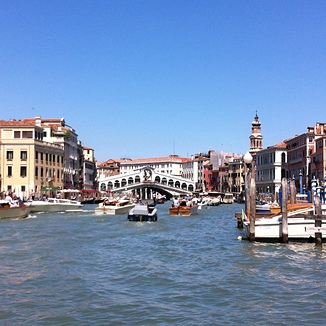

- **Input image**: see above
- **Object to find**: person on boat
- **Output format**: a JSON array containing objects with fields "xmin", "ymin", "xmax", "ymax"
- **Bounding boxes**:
[
  {"xmin": 172, "ymin": 197, "xmax": 179, "ymax": 207},
  {"xmin": 5, "ymin": 192, "xmax": 13, "ymax": 203}
]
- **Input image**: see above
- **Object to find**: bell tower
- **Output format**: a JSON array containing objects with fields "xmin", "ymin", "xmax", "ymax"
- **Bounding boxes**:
[{"xmin": 249, "ymin": 111, "xmax": 263, "ymax": 156}]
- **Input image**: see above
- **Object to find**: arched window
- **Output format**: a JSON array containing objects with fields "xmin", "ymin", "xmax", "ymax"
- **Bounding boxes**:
[{"xmin": 281, "ymin": 152, "xmax": 286, "ymax": 163}]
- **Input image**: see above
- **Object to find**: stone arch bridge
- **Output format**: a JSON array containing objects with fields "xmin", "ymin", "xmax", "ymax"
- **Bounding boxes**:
[{"xmin": 98, "ymin": 167, "xmax": 195, "ymax": 199}]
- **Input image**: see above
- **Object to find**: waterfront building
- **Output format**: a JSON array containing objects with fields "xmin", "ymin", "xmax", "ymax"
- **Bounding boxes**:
[
  {"xmin": 227, "ymin": 156, "xmax": 243, "ymax": 195},
  {"xmin": 119, "ymin": 155, "xmax": 189, "ymax": 177},
  {"xmin": 255, "ymin": 142, "xmax": 287, "ymax": 195},
  {"xmin": 97, "ymin": 159, "xmax": 124, "ymax": 179},
  {"xmin": 40, "ymin": 117, "xmax": 81, "ymax": 189},
  {"xmin": 81, "ymin": 146, "xmax": 97, "ymax": 190},
  {"xmin": 0, "ymin": 118, "xmax": 64, "ymax": 198},
  {"xmin": 310, "ymin": 135, "xmax": 326, "ymax": 186}
]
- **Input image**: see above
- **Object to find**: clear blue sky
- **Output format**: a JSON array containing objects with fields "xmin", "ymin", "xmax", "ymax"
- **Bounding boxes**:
[{"xmin": 1, "ymin": 0, "xmax": 325, "ymax": 162}]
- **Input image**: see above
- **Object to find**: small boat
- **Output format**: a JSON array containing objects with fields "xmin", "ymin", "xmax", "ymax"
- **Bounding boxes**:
[
  {"xmin": 270, "ymin": 203, "xmax": 313, "ymax": 214},
  {"xmin": 80, "ymin": 197, "xmax": 95, "ymax": 204},
  {"xmin": 127, "ymin": 204, "xmax": 158, "ymax": 222},
  {"xmin": 198, "ymin": 197, "xmax": 210, "ymax": 210},
  {"xmin": 222, "ymin": 193, "xmax": 234, "ymax": 204},
  {"xmin": 0, "ymin": 200, "xmax": 32, "ymax": 219},
  {"xmin": 256, "ymin": 200, "xmax": 271, "ymax": 213},
  {"xmin": 169, "ymin": 201, "xmax": 198, "ymax": 216},
  {"xmin": 208, "ymin": 196, "xmax": 221, "ymax": 206},
  {"xmin": 155, "ymin": 195, "xmax": 167, "ymax": 204},
  {"xmin": 29, "ymin": 198, "xmax": 84, "ymax": 213},
  {"xmin": 95, "ymin": 198, "xmax": 135, "ymax": 215}
]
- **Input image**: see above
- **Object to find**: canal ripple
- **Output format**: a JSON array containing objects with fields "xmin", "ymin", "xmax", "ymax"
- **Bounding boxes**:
[{"xmin": 0, "ymin": 203, "xmax": 325, "ymax": 325}]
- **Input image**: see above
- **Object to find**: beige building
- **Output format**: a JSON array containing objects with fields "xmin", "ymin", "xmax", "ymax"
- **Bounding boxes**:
[
  {"xmin": 0, "ymin": 118, "xmax": 64, "ymax": 199},
  {"xmin": 82, "ymin": 146, "xmax": 97, "ymax": 190}
]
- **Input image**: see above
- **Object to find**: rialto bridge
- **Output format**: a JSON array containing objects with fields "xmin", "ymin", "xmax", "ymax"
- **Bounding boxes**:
[{"xmin": 98, "ymin": 166, "xmax": 195, "ymax": 200}]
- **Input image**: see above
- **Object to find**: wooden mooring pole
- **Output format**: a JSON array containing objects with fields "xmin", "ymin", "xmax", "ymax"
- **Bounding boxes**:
[
  {"xmin": 281, "ymin": 178, "xmax": 288, "ymax": 243},
  {"xmin": 314, "ymin": 196, "xmax": 322, "ymax": 245}
]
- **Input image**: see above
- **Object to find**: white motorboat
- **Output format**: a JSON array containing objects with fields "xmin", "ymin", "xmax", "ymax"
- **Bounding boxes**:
[
  {"xmin": 0, "ymin": 200, "xmax": 32, "ymax": 219},
  {"xmin": 198, "ymin": 197, "xmax": 210, "ymax": 209},
  {"xmin": 208, "ymin": 196, "xmax": 221, "ymax": 206},
  {"xmin": 128, "ymin": 204, "xmax": 158, "ymax": 222},
  {"xmin": 222, "ymin": 193, "xmax": 234, "ymax": 204},
  {"xmin": 255, "ymin": 200, "xmax": 271, "ymax": 213},
  {"xmin": 242, "ymin": 207, "xmax": 323, "ymax": 242},
  {"xmin": 94, "ymin": 198, "xmax": 135, "ymax": 215},
  {"xmin": 29, "ymin": 198, "xmax": 84, "ymax": 213}
]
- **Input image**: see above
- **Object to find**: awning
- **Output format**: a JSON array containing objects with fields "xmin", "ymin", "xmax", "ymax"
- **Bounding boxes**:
[{"xmin": 41, "ymin": 186, "xmax": 60, "ymax": 191}]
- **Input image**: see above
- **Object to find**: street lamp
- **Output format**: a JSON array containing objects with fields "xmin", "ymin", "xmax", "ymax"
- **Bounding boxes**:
[
  {"xmin": 243, "ymin": 151, "xmax": 253, "ymax": 218},
  {"xmin": 243, "ymin": 151, "xmax": 253, "ymax": 167}
]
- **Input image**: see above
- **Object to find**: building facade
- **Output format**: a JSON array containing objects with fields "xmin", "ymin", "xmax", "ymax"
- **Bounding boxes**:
[
  {"xmin": 0, "ymin": 118, "xmax": 64, "ymax": 198},
  {"xmin": 255, "ymin": 142, "xmax": 287, "ymax": 195}
]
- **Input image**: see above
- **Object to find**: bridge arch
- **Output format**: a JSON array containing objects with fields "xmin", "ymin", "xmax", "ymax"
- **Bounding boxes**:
[{"xmin": 98, "ymin": 166, "xmax": 195, "ymax": 199}]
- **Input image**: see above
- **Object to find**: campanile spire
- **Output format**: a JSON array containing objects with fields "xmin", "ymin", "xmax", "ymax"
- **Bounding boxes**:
[{"xmin": 249, "ymin": 111, "xmax": 263, "ymax": 156}]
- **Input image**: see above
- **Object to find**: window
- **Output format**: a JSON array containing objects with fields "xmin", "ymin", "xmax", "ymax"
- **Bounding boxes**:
[
  {"xmin": 35, "ymin": 167, "xmax": 38, "ymax": 177},
  {"xmin": 21, "ymin": 150, "xmax": 27, "ymax": 160},
  {"xmin": 21, "ymin": 185, "xmax": 26, "ymax": 192},
  {"xmin": 40, "ymin": 167, "xmax": 44, "ymax": 177},
  {"xmin": 6, "ymin": 151, "xmax": 13, "ymax": 160},
  {"xmin": 14, "ymin": 131, "xmax": 20, "ymax": 138},
  {"xmin": 7, "ymin": 166, "xmax": 12, "ymax": 177},
  {"xmin": 20, "ymin": 166, "xmax": 27, "ymax": 177},
  {"xmin": 22, "ymin": 131, "xmax": 33, "ymax": 138}
]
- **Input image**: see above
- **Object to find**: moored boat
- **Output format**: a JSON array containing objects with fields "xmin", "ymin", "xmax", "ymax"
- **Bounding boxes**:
[
  {"xmin": 270, "ymin": 202, "xmax": 313, "ymax": 214},
  {"xmin": 0, "ymin": 200, "xmax": 32, "ymax": 219},
  {"xmin": 256, "ymin": 200, "xmax": 271, "ymax": 213},
  {"xmin": 243, "ymin": 206, "xmax": 322, "ymax": 242},
  {"xmin": 128, "ymin": 204, "xmax": 158, "ymax": 222},
  {"xmin": 222, "ymin": 193, "xmax": 234, "ymax": 204},
  {"xmin": 80, "ymin": 197, "xmax": 95, "ymax": 204}
]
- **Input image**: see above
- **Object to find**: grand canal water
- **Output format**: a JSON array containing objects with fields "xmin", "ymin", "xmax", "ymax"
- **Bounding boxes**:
[{"xmin": 0, "ymin": 202, "xmax": 325, "ymax": 325}]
